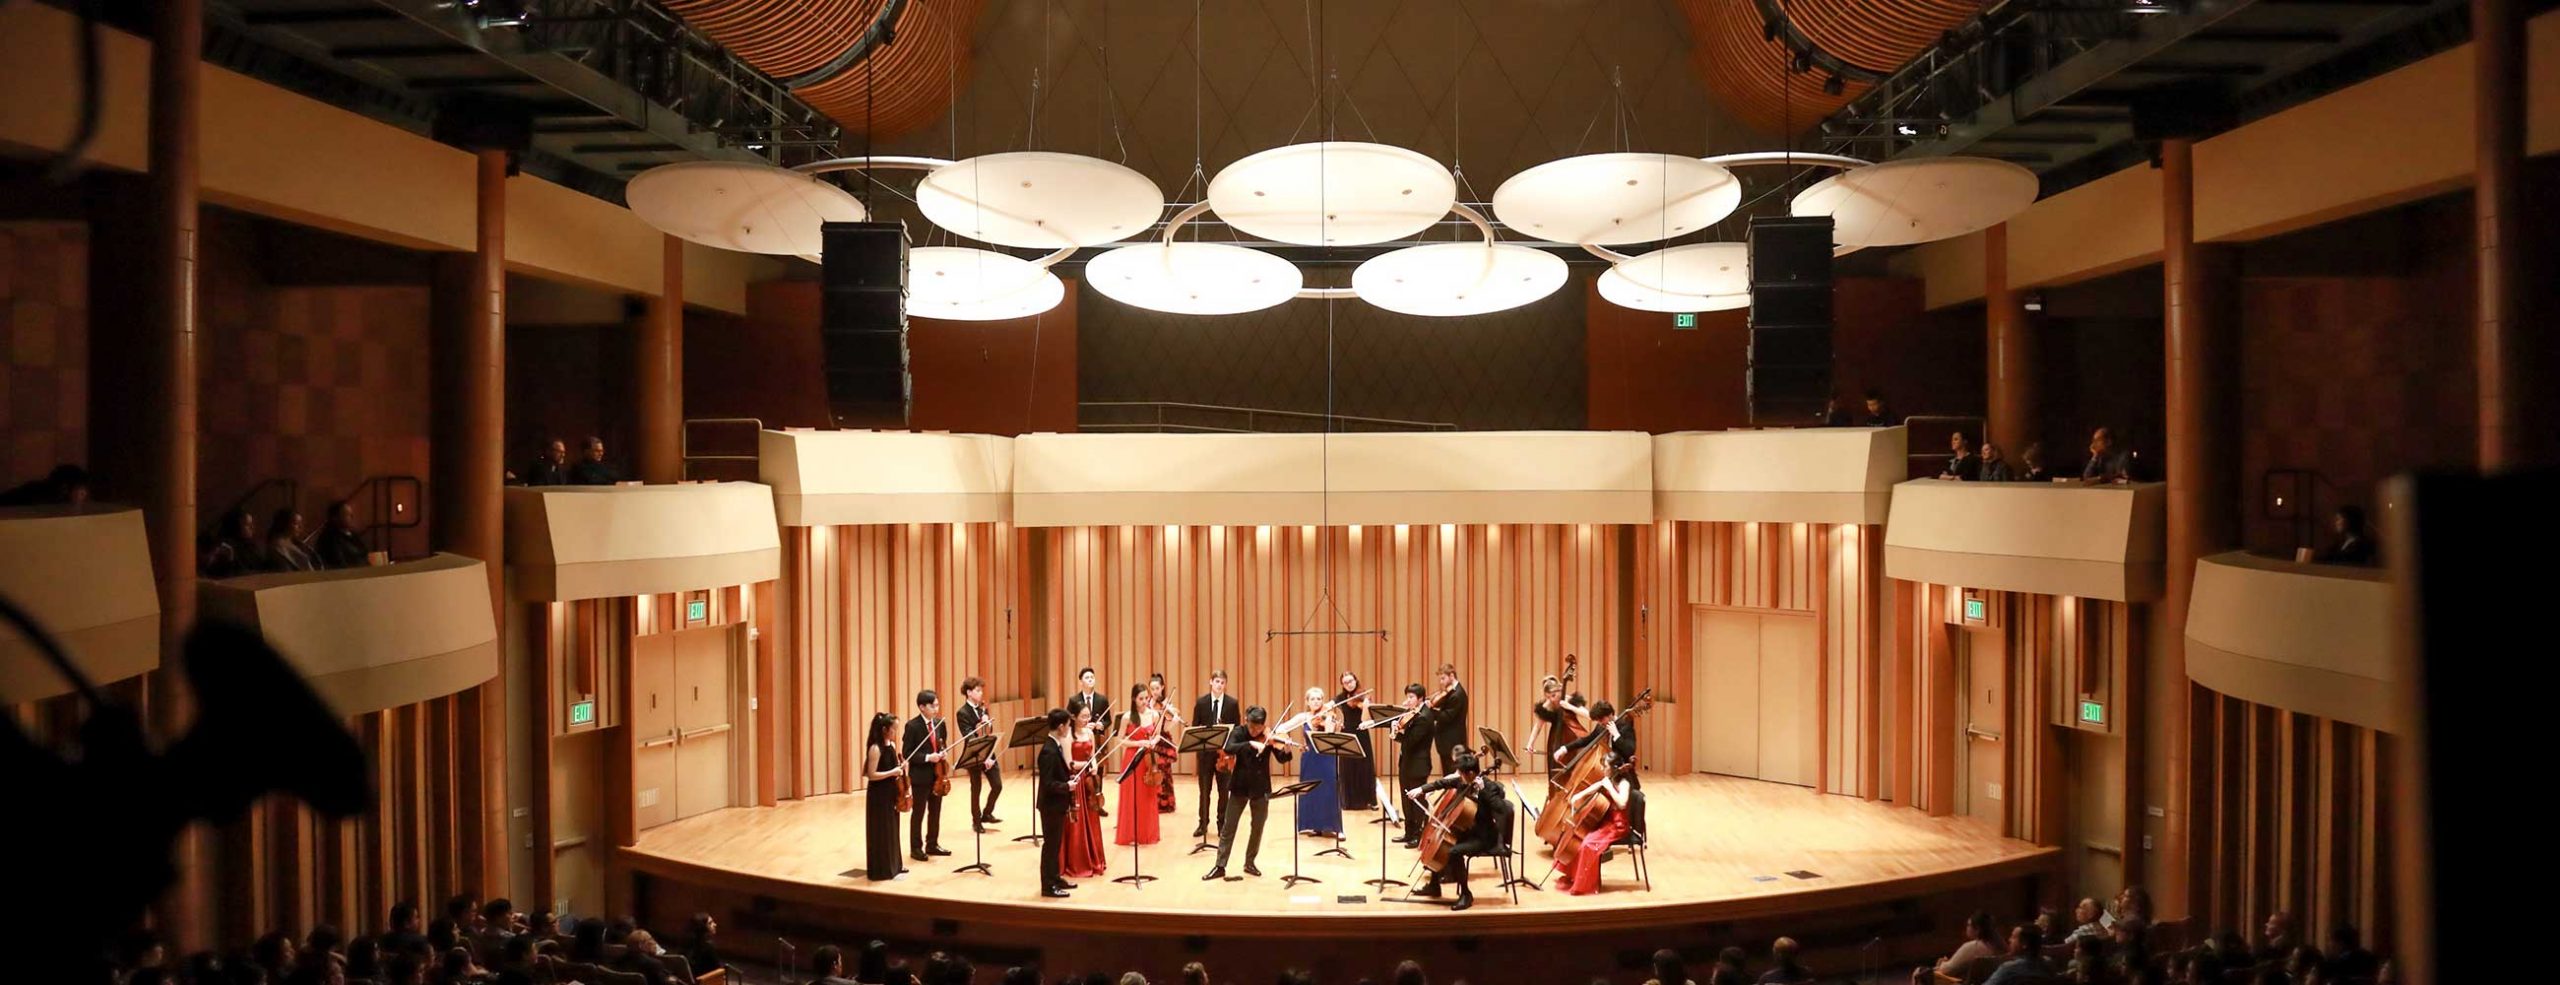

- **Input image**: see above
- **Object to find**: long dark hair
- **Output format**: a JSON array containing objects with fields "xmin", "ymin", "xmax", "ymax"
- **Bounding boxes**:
[{"xmin": 866, "ymin": 712, "xmax": 897, "ymax": 748}]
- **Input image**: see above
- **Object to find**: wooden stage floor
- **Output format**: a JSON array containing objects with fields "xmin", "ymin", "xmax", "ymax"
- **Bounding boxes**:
[{"xmin": 624, "ymin": 774, "xmax": 2057, "ymax": 937}]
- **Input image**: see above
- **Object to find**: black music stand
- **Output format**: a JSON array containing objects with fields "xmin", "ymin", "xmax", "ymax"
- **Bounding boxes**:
[
  {"xmin": 1363, "ymin": 716, "xmax": 1407, "ymax": 827},
  {"xmin": 1364, "ymin": 776, "xmax": 1407, "ymax": 891},
  {"xmin": 1501, "ymin": 779, "xmax": 1540, "ymax": 894},
  {"xmin": 1004, "ymin": 716, "xmax": 1052, "ymax": 846},
  {"xmin": 951, "ymin": 732, "xmax": 1000, "ymax": 876},
  {"xmin": 1476, "ymin": 726, "xmax": 1521, "ymax": 774},
  {"xmin": 1177, "ymin": 725, "xmax": 1230, "ymax": 855},
  {"xmin": 1309, "ymin": 731, "xmax": 1362, "ymax": 861},
  {"xmin": 1112, "ymin": 734, "xmax": 1172, "ymax": 888},
  {"xmin": 1267, "ymin": 779, "xmax": 1324, "ymax": 888}
]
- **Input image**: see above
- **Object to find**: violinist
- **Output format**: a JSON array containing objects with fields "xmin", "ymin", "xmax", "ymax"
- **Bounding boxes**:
[
  {"xmin": 1558, "ymin": 700, "xmax": 1645, "ymax": 839},
  {"xmin": 1335, "ymin": 671, "xmax": 1379, "ymax": 810},
  {"xmin": 1430, "ymin": 664, "xmax": 1471, "ymax": 775},
  {"xmin": 1552, "ymin": 753, "xmax": 1635, "ymax": 896},
  {"xmin": 861, "ymin": 712, "xmax": 907, "ymax": 881},
  {"xmin": 1390, "ymin": 684, "xmax": 1441, "ymax": 848},
  {"xmin": 955, "ymin": 677, "xmax": 1002, "ymax": 833},
  {"xmin": 1067, "ymin": 668, "xmax": 1112, "ymax": 818},
  {"xmin": 1530, "ymin": 676, "xmax": 1591, "ymax": 786},
  {"xmin": 1115, "ymin": 684, "xmax": 1170, "ymax": 846},
  {"xmin": 1202, "ymin": 706, "xmax": 1293, "ymax": 881},
  {"xmin": 902, "ymin": 690, "xmax": 953, "ymax": 862},
  {"xmin": 1034, "ymin": 709, "xmax": 1079, "ymax": 898},
  {"xmin": 1190, "ymin": 669, "xmax": 1240, "ymax": 839},
  {"xmin": 1406, "ymin": 752, "xmax": 1511, "ymax": 912}
]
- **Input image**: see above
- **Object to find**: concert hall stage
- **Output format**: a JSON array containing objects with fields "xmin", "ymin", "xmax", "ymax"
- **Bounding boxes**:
[{"xmin": 620, "ymin": 774, "xmax": 2058, "ymax": 978}]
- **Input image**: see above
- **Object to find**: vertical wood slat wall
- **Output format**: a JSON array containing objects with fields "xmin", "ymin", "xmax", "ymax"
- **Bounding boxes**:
[{"xmin": 2193, "ymin": 691, "xmax": 2398, "ymax": 953}]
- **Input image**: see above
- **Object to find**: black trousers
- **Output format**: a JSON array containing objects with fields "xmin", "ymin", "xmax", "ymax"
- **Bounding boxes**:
[
  {"xmin": 1398, "ymin": 761, "xmax": 1430, "ymax": 843},
  {"xmin": 1437, "ymin": 732, "xmax": 1466, "ymax": 775},
  {"xmin": 1213, "ymin": 793, "xmax": 1269, "ymax": 869},
  {"xmin": 908, "ymin": 790, "xmax": 944, "ymax": 854},
  {"xmin": 968, "ymin": 765, "xmax": 1002, "ymax": 822},
  {"xmin": 1038, "ymin": 800, "xmax": 1069, "ymax": 889},
  {"xmin": 1194, "ymin": 754, "xmax": 1229, "ymax": 832},
  {"xmin": 1430, "ymin": 836, "xmax": 1502, "ymax": 892}
]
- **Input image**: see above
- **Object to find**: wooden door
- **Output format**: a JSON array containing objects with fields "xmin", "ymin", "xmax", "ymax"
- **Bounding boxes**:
[
  {"xmin": 1756, "ymin": 615, "xmax": 1819, "ymax": 787},
  {"xmin": 1695, "ymin": 610, "xmax": 1761, "ymax": 778},
  {"xmin": 673, "ymin": 625, "xmax": 736, "ymax": 820},
  {"xmin": 631, "ymin": 634, "xmax": 678, "ymax": 831},
  {"xmin": 1962, "ymin": 627, "xmax": 2008, "ymax": 824}
]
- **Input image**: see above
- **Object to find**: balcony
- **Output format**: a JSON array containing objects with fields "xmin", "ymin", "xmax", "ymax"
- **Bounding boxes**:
[
  {"xmin": 1883, "ymin": 479, "xmax": 2167, "ymax": 602},
  {"xmin": 1653, "ymin": 427, "xmax": 1907, "ymax": 526},
  {"xmin": 759, "ymin": 429, "xmax": 1012, "ymax": 527},
  {"xmin": 504, "ymin": 482, "xmax": 781, "ymax": 600},
  {"xmin": 0, "ymin": 506, "xmax": 159, "ymax": 702},
  {"xmin": 198, "ymin": 553, "xmax": 498, "ymax": 715},
  {"xmin": 2185, "ymin": 552, "xmax": 2398, "ymax": 732}
]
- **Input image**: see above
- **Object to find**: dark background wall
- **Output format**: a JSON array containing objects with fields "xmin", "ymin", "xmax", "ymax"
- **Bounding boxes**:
[{"xmin": 0, "ymin": 220, "xmax": 87, "ymax": 486}]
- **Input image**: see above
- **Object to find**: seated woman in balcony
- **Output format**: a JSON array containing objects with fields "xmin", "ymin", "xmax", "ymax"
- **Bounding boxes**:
[
  {"xmin": 2017, "ymin": 443, "xmax": 2053, "ymax": 483},
  {"xmin": 202, "ymin": 507, "xmax": 267, "ymax": 578},
  {"xmin": 1937, "ymin": 432, "xmax": 1982, "ymax": 481},
  {"xmin": 267, "ymin": 507, "xmax": 319, "ymax": 573},
  {"xmin": 1978, "ymin": 442, "xmax": 2016, "ymax": 482},
  {"xmin": 2317, "ymin": 506, "xmax": 2377, "ymax": 566}
]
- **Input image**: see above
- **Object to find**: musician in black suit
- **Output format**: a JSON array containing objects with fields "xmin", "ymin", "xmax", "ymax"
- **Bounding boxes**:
[
  {"xmin": 954, "ymin": 677, "xmax": 1003, "ymax": 832},
  {"xmin": 1190, "ymin": 669, "xmax": 1241, "ymax": 839},
  {"xmin": 1407, "ymin": 752, "xmax": 1512, "ymax": 912},
  {"xmin": 1202, "ymin": 706, "xmax": 1292, "ymax": 880},
  {"xmin": 1430, "ymin": 663, "xmax": 1470, "ymax": 775},
  {"xmin": 902, "ymin": 690, "xmax": 953, "ymax": 861},
  {"xmin": 1559, "ymin": 699, "xmax": 1645, "ymax": 839},
  {"xmin": 1390, "ymin": 684, "xmax": 1441, "ymax": 848},
  {"xmin": 1034, "ymin": 708, "xmax": 1077, "ymax": 897}
]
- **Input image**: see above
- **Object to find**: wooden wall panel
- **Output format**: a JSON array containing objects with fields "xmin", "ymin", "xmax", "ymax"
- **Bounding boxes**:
[{"xmin": 2188, "ymin": 691, "xmax": 2399, "ymax": 952}]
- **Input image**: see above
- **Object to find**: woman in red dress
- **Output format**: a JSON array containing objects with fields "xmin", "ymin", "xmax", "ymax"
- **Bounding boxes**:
[
  {"xmin": 1116, "ymin": 684, "xmax": 1168, "ymax": 846},
  {"xmin": 1061, "ymin": 706, "xmax": 1110, "ymax": 879},
  {"xmin": 1553, "ymin": 757, "xmax": 1634, "ymax": 896}
]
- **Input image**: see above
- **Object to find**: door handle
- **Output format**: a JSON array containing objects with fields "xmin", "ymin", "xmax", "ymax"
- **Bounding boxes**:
[
  {"xmin": 1965, "ymin": 726, "xmax": 2004, "ymax": 742},
  {"xmin": 681, "ymin": 723, "xmax": 733, "ymax": 741},
  {"xmin": 640, "ymin": 730, "xmax": 678, "ymax": 749}
]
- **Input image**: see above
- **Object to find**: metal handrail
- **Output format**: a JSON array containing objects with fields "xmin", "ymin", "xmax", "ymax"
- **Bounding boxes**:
[
  {"xmin": 681, "ymin": 417, "xmax": 765, "ymax": 481},
  {"xmin": 209, "ymin": 477, "xmax": 300, "ymax": 536},
  {"xmin": 1078, "ymin": 401, "xmax": 1458, "ymax": 433}
]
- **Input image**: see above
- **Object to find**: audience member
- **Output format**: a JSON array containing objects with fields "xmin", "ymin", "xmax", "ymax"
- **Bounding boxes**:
[
  {"xmin": 571, "ymin": 436, "xmax": 623, "ymax": 485},
  {"xmin": 2318, "ymin": 506, "xmax": 2376, "ymax": 566},
  {"xmin": 2322, "ymin": 924, "xmax": 2377, "ymax": 983},
  {"xmin": 1982, "ymin": 925, "xmax": 2054, "ymax": 985},
  {"xmin": 2255, "ymin": 912, "xmax": 2298, "ymax": 965},
  {"xmin": 1922, "ymin": 911, "xmax": 2003, "ymax": 983},
  {"xmin": 1118, "ymin": 974, "xmax": 1149, "ymax": 985},
  {"xmin": 1861, "ymin": 389, "xmax": 1895, "ymax": 427},
  {"xmin": 384, "ymin": 902, "xmax": 428, "ymax": 956},
  {"xmin": 1757, "ymin": 938, "xmax": 1810, "ymax": 984},
  {"xmin": 1646, "ymin": 948, "xmax": 1696, "ymax": 985},
  {"xmin": 859, "ymin": 939, "xmax": 892, "ymax": 984},
  {"xmin": 267, "ymin": 507, "xmax": 318, "ymax": 572},
  {"xmin": 0, "ymin": 462, "xmax": 93, "ymax": 506},
  {"xmin": 2066, "ymin": 898, "xmax": 2107, "ymax": 945},
  {"xmin": 1939, "ymin": 432, "xmax": 1983, "ymax": 481},
  {"xmin": 205, "ymin": 507, "xmax": 267, "ymax": 577},
  {"xmin": 1393, "ymin": 959, "xmax": 1427, "ymax": 985},
  {"xmin": 680, "ymin": 912, "xmax": 722, "ymax": 979},
  {"xmin": 1979, "ymin": 441, "xmax": 2016, "ymax": 482},
  {"xmin": 811, "ymin": 943, "xmax": 857, "ymax": 985},
  {"xmin": 526, "ymin": 439, "xmax": 573, "ymax": 487},
  {"xmin": 1710, "ymin": 947, "xmax": 1751, "ymax": 985},
  {"xmin": 473, "ymin": 899, "xmax": 518, "ymax": 959},
  {"xmin": 615, "ymin": 930, "xmax": 682, "ymax": 985},
  {"xmin": 1181, "ymin": 963, "xmax": 1210, "ymax": 985},
  {"xmin": 2080, "ymin": 428, "xmax": 2133, "ymax": 483},
  {"xmin": 252, "ymin": 931, "xmax": 298, "ymax": 982},
  {"xmin": 2019, "ymin": 443, "xmax": 2053, "ymax": 482},
  {"xmin": 313, "ymin": 500, "xmax": 370, "ymax": 568}
]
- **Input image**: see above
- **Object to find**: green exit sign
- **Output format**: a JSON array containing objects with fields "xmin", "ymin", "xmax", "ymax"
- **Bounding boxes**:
[
  {"xmin": 569, "ymin": 699, "xmax": 597, "ymax": 727},
  {"xmin": 1963, "ymin": 597, "xmax": 1987, "ymax": 621},
  {"xmin": 1672, "ymin": 312, "xmax": 1699, "ymax": 329},
  {"xmin": 2079, "ymin": 700, "xmax": 2106, "ymax": 726},
  {"xmin": 687, "ymin": 598, "xmax": 708, "ymax": 623}
]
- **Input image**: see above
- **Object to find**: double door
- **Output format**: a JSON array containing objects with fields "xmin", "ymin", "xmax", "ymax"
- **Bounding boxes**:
[
  {"xmin": 1692, "ymin": 609, "xmax": 1818, "ymax": 786},
  {"xmin": 632, "ymin": 624, "xmax": 738, "ymax": 829}
]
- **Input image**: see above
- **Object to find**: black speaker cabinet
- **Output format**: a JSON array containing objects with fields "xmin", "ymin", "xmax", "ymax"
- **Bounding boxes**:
[
  {"xmin": 820, "ymin": 221, "xmax": 911, "ymax": 422},
  {"xmin": 1748, "ymin": 215, "xmax": 1835, "ymax": 425}
]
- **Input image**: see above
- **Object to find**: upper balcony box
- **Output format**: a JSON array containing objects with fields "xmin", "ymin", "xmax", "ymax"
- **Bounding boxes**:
[
  {"xmin": 1884, "ymin": 480, "xmax": 2167, "ymax": 602},
  {"xmin": 1653, "ymin": 427, "xmax": 1907, "ymax": 526},
  {"xmin": 760, "ymin": 430, "xmax": 1012, "ymax": 527},
  {"xmin": 2185, "ymin": 552, "xmax": 2398, "ymax": 732},
  {"xmin": 198, "ymin": 553, "xmax": 498, "ymax": 716},
  {"xmin": 504, "ymin": 482, "xmax": 781, "ymax": 601},
  {"xmin": 1012, "ymin": 431, "xmax": 1654, "ymax": 528},
  {"xmin": 0, "ymin": 506, "xmax": 159, "ymax": 703}
]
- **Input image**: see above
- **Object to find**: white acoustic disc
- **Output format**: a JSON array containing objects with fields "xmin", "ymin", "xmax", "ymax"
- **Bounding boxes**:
[
  {"xmin": 908, "ymin": 247, "xmax": 1066, "ymax": 321},
  {"xmin": 1790, "ymin": 157, "xmax": 2039, "ymax": 248},
  {"xmin": 1598, "ymin": 242, "xmax": 1753, "ymax": 313},
  {"xmin": 1206, "ymin": 142, "xmax": 1457, "ymax": 246},
  {"xmin": 917, "ymin": 151, "xmax": 1166, "ymax": 249},
  {"xmin": 1490, "ymin": 153, "xmax": 1742, "ymax": 246},
  {"xmin": 1351, "ymin": 242, "xmax": 1568, "ymax": 317},
  {"xmin": 625, "ymin": 161, "xmax": 867, "ymax": 256},
  {"xmin": 1084, "ymin": 242, "xmax": 1303, "ymax": 315}
]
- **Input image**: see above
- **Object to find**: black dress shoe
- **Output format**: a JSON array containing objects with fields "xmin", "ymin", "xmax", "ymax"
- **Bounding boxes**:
[
  {"xmin": 1201, "ymin": 866, "xmax": 1226, "ymax": 881},
  {"xmin": 1412, "ymin": 881, "xmax": 1442, "ymax": 898},
  {"xmin": 1042, "ymin": 888, "xmax": 1071, "ymax": 898},
  {"xmin": 1192, "ymin": 824, "xmax": 1208, "ymax": 838},
  {"xmin": 983, "ymin": 815, "xmax": 1004, "ymax": 825},
  {"xmin": 910, "ymin": 851, "xmax": 928, "ymax": 862},
  {"xmin": 1396, "ymin": 839, "xmax": 1420, "ymax": 849},
  {"xmin": 973, "ymin": 824, "xmax": 987, "ymax": 834},
  {"xmin": 929, "ymin": 846, "xmax": 954, "ymax": 857},
  {"xmin": 1243, "ymin": 863, "xmax": 1262, "ymax": 877},
  {"xmin": 1450, "ymin": 891, "xmax": 1474, "ymax": 912}
]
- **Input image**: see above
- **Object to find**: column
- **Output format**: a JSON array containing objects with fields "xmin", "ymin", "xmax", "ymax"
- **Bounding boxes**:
[
  {"xmin": 1984, "ymin": 222, "xmax": 2040, "ymax": 454},
  {"xmin": 636, "ymin": 234, "xmax": 685, "ymax": 483},
  {"xmin": 2161, "ymin": 135, "xmax": 2240, "ymax": 921},
  {"xmin": 2474, "ymin": 0, "xmax": 2530, "ymax": 471},
  {"xmin": 429, "ymin": 148, "xmax": 511, "ymax": 897}
]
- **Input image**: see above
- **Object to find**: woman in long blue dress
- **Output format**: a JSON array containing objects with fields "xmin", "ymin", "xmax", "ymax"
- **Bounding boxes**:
[{"xmin": 1293, "ymin": 687, "xmax": 1344, "ymax": 838}]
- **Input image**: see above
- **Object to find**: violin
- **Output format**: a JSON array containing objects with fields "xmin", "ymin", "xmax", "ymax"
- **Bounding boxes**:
[
  {"xmin": 927, "ymin": 718, "xmax": 955, "ymax": 798},
  {"xmin": 892, "ymin": 739, "xmax": 914, "ymax": 814}
]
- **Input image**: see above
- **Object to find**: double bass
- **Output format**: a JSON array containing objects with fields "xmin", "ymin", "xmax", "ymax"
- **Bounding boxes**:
[
  {"xmin": 1535, "ymin": 688, "xmax": 1657, "ymax": 846},
  {"xmin": 1524, "ymin": 654, "xmax": 1588, "ymax": 764}
]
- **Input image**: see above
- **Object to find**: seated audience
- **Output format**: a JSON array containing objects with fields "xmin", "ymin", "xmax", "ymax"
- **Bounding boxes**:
[
  {"xmin": 384, "ymin": 901, "xmax": 429, "ymax": 956},
  {"xmin": 614, "ymin": 930, "xmax": 683, "ymax": 985},
  {"xmin": 475, "ymin": 899, "xmax": 520, "ymax": 959},
  {"xmin": 267, "ymin": 507, "xmax": 318, "ymax": 572},
  {"xmin": 2080, "ymin": 428, "xmax": 2133, "ymax": 484},
  {"xmin": 1921, "ymin": 911, "xmax": 2004, "ymax": 983},
  {"xmin": 0, "ymin": 463, "xmax": 93, "ymax": 506},
  {"xmin": 204, "ymin": 507, "xmax": 267, "ymax": 577},
  {"xmin": 1647, "ymin": 949, "xmax": 1696, "ymax": 985},
  {"xmin": 252, "ymin": 930, "xmax": 298, "ymax": 982},
  {"xmin": 680, "ymin": 912, "xmax": 723, "ymax": 980},
  {"xmin": 571, "ymin": 436, "xmax": 623, "ymax": 485},
  {"xmin": 1181, "ymin": 963, "xmax": 1210, "ymax": 985},
  {"xmin": 2256, "ymin": 912, "xmax": 2299, "ymax": 966},
  {"xmin": 1861, "ymin": 389, "xmax": 1895, "ymax": 427},
  {"xmin": 2018, "ymin": 443, "xmax": 2053, "ymax": 482},
  {"xmin": 2064, "ymin": 898, "xmax": 2107, "ymax": 945},
  {"xmin": 2317, "ymin": 506, "xmax": 2376, "ymax": 566},
  {"xmin": 1757, "ymin": 938, "xmax": 1811, "ymax": 984},
  {"xmin": 1979, "ymin": 441, "xmax": 2016, "ymax": 482},
  {"xmin": 2322, "ymin": 924, "xmax": 2377, "ymax": 983},
  {"xmin": 1982, "ymin": 925, "xmax": 2054, "ymax": 985},
  {"xmin": 1939, "ymin": 433, "xmax": 1983, "ymax": 481},
  {"xmin": 525, "ymin": 439, "xmax": 573, "ymax": 487},
  {"xmin": 314, "ymin": 499, "xmax": 371, "ymax": 568},
  {"xmin": 1393, "ymin": 960, "xmax": 1427, "ymax": 985},
  {"xmin": 810, "ymin": 944, "xmax": 857, "ymax": 985},
  {"xmin": 1710, "ymin": 947, "xmax": 1751, "ymax": 985}
]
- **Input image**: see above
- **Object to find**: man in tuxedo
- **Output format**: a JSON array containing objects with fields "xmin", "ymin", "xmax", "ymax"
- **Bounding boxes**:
[
  {"xmin": 1407, "ymin": 752, "xmax": 1513, "ymax": 911},
  {"xmin": 1203, "ymin": 706, "xmax": 1292, "ymax": 880},
  {"xmin": 1391, "ymin": 684, "xmax": 1441, "ymax": 848},
  {"xmin": 1190, "ymin": 669, "xmax": 1240, "ymax": 838},
  {"xmin": 1431, "ymin": 663, "xmax": 1470, "ymax": 775},
  {"xmin": 902, "ymin": 690, "xmax": 953, "ymax": 861},
  {"xmin": 955, "ymin": 677, "xmax": 1002, "ymax": 832},
  {"xmin": 1559, "ymin": 699, "xmax": 1645, "ymax": 839},
  {"xmin": 1065, "ymin": 667, "xmax": 1112, "ymax": 817},
  {"xmin": 1034, "ymin": 708, "xmax": 1077, "ymax": 898}
]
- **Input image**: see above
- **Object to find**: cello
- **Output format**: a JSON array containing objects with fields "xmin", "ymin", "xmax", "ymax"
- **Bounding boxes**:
[{"xmin": 1535, "ymin": 688, "xmax": 1657, "ymax": 846}]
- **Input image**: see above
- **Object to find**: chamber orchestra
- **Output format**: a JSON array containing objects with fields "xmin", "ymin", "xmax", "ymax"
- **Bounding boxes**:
[{"xmin": 860, "ymin": 661, "xmax": 1662, "ymax": 908}]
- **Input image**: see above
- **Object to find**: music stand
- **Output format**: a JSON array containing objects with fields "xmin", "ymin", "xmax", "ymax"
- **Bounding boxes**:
[
  {"xmin": 1267, "ymin": 779, "xmax": 1323, "ymax": 888},
  {"xmin": 1364, "ymin": 776, "xmax": 1407, "ymax": 891},
  {"xmin": 1004, "ymin": 716, "xmax": 1052, "ymax": 846},
  {"xmin": 1476, "ymin": 726, "xmax": 1521, "ymax": 774},
  {"xmin": 1309, "ymin": 731, "xmax": 1362, "ymax": 862},
  {"xmin": 1364, "ymin": 718, "xmax": 1403, "ymax": 827},
  {"xmin": 1177, "ymin": 725, "xmax": 1230, "ymax": 856},
  {"xmin": 1500, "ymin": 779, "xmax": 1539, "ymax": 895},
  {"xmin": 951, "ymin": 732, "xmax": 1000, "ymax": 876}
]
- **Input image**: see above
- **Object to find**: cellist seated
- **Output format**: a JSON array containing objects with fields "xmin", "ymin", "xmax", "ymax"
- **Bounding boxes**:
[
  {"xmin": 1552, "ymin": 755, "xmax": 1635, "ymax": 896},
  {"xmin": 1404, "ymin": 752, "xmax": 1512, "ymax": 912}
]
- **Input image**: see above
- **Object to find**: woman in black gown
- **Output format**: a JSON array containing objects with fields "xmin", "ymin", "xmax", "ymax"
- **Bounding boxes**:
[
  {"xmin": 1334, "ymin": 671, "xmax": 1379, "ymax": 810},
  {"xmin": 862, "ymin": 712, "xmax": 908, "ymax": 881}
]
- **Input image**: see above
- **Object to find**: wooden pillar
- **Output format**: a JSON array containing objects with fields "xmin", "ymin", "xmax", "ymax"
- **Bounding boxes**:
[
  {"xmin": 637, "ymin": 235, "xmax": 686, "ymax": 483},
  {"xmin": 430, "ymin": 148, "xmax": 511, "ymax": 897},
  {"xmin": 2161, "ymin": 135, "xmax": 2240, "ymax": 920},
  {"xmin": 1985, "ymin": 222, "xmax": 2040, "ymax": 454},
  {"xmin": 2474, "ymin": 0, "xmax": 2531, "ymax": 470}
]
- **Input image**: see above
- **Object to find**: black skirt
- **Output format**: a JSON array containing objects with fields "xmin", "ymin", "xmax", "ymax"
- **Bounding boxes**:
[
  {"xmin": 864, "ymin": 743, "xmax": 905, "ymax": 880},
  {"xmin": 1338, "ymin": 704, "xmax": 1379, "ymax": 810}
]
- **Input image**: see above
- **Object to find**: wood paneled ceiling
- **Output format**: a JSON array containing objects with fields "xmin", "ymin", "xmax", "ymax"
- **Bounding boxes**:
[
  {"xmin": 663, "ymin": 0, "xmax": 988, "ymax": 138},
  {"xmin": 1681, "ymin": 0, "xmax": 1985, "ymax": 136}
]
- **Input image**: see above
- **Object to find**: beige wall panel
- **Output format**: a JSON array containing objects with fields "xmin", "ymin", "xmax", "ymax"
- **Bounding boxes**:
[
  {"xmin": 1695, "ymin": 610, "xmax": 1761, "ymax": 779},
  {"xmin": 1653, "ymin": 428, "xmax": 1908, "ymax": 526},
  {"xmin": 1759, "ymin": 614, "xmax": 1820, "ymax": 787},
  {"xmin": 0, "ymin": 506, "xmax": 159, "ymax": 702}
]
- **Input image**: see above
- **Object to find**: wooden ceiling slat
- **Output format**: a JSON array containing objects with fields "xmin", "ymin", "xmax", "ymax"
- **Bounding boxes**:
[
  {"xmin": 663, "ymin": 0, "xmax": 981, "ymax": 138},
  {"xmin": 1680, "ymin": 0, "xmax": 1981, "ymax": 136}
]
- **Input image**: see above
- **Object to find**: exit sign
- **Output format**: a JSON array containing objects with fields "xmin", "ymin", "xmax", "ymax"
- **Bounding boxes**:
[
  {"xmin": 569, "ymin": 699, "xmax": 597, "ymax": 727},
  {"xmin": 2079, "ymin": 700, "xmax": 2106, "ymax": 726},
  {"xmin": 686, "ymin": 598, "xmax": 709, "ymax": 623},
  {"xmin": 1672, "ymin": 312, "xmax": 1699, "ymax": 329},
  {"xmin": 1963, "ymin": 597, "xmax": 1987, "ymax": 622}
]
